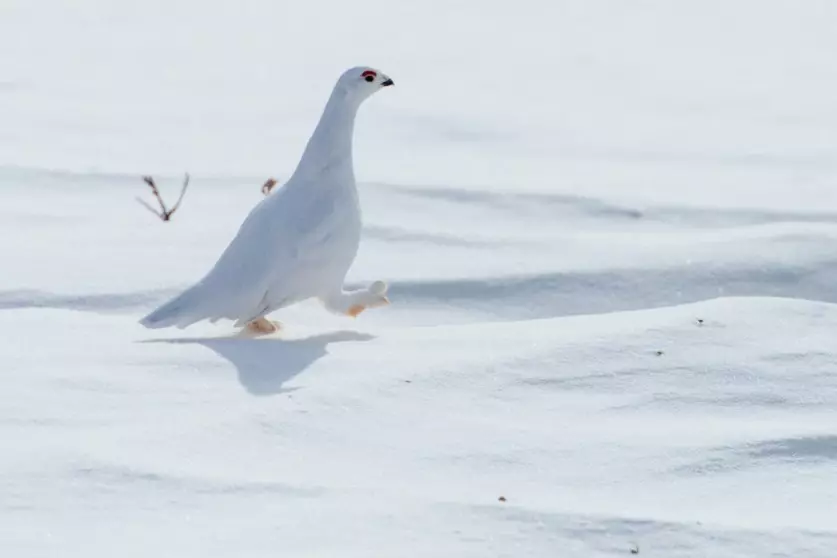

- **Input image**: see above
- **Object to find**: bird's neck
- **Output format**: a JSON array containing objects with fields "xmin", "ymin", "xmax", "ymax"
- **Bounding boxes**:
[{"xmin": 292, "ymin": 87, "xmax": 360, "ymax": 182}]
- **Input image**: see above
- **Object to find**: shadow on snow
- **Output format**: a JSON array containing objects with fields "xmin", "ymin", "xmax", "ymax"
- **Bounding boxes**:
[{"xmin": 142, "ymin": 330, "xmax": 375, "ymax": 396}]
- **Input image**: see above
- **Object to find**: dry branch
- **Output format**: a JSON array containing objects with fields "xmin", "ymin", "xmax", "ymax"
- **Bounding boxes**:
[{"xmin": 137, "ymin": 173, "xmax": 190, "ymax": 221}]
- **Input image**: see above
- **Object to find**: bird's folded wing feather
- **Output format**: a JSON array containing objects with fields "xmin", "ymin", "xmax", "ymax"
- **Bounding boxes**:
[{"xmin": 197, "ymin": 184, "xmax": 342, "ymax": 305}]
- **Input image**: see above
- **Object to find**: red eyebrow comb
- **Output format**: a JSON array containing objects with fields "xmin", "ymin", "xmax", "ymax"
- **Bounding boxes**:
[{"xmin": 361, "ymin": 70, "xmax": 377, "ymax": 78}]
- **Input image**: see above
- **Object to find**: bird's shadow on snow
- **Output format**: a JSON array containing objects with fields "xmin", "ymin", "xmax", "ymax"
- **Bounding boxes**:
[{"xmin": 143, "ymin": 330, "xmax": 375, "ymax": 396}]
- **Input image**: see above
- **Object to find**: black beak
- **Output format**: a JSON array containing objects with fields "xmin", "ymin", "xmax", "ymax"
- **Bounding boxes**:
[{"xmin": 381, "ymin": 78, "xmax": 394, "ymax": 87}]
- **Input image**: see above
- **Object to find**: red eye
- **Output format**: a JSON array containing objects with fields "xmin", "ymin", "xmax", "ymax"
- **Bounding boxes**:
[{"xmin": 361, "ymin": 70, "xmax": 377, "ymax": 82}]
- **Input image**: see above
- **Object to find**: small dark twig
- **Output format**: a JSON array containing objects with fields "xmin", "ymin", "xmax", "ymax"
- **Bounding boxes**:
[
  {"xmin": 137, "ymin": 173, "xmax": 190, "ymax": 221},
  {"xmin": 261, "ymin": 177, "xmax": 278, "ymax": 195}
]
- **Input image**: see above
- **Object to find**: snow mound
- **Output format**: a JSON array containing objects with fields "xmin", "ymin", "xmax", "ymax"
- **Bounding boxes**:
[{"xmin": 3, "ymin": 295, "xmax": 836, "ymax": 556}]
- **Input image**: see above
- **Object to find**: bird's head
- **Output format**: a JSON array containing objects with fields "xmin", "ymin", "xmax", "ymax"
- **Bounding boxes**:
[{"xmin": 334, "ymin": 66, "xmax": 394, "ymax": 103}]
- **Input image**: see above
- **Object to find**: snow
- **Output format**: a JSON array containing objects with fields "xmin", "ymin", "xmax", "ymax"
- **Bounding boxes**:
[{"xmin": 2, "ymin": 1, "xmax": 837, "ymax": 556}]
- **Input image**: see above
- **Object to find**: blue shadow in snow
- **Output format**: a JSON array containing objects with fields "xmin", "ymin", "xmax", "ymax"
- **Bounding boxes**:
[{"xmin": 144, "ymin": 330, "xmax": 375, "ymax": 396}]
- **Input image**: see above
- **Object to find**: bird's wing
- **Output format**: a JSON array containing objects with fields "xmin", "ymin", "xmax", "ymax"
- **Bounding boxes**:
[{"xmin": 196, "ymin": 182, "xmax": 342, "ymax": 319}]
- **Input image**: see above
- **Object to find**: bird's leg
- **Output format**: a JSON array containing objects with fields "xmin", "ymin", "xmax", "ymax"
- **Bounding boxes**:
[
  {"xmin": 320, "ymin": 281, "xmax": 390, "ymax": 318},
  {"xmin": 244, "ymin": 317, "xmax": 282, "ymax": 335},
  {"xmin": 346, "ymin": 304, "xmax": 367, "ymax": 317}
]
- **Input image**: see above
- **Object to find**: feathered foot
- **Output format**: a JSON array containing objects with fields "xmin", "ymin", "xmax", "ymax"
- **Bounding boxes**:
[
  {"xmin": 347, "ymin": 304, "xmax": 368, "ymax": 317},
  {"xmin": 346, "ymin": 281, "xmax": 390, "ymax": 318},
  {"xmin": 244, "ymin": 317, "xmax": 282, "ymax": 336},
  {"xmin": 321, "ymin": 280, "xmax": 391, "ymax": 318}
]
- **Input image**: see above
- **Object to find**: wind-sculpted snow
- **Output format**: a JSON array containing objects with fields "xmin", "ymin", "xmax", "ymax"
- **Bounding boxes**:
[
  {"xmin": 3, "ymin": 175, "xmax": 837, "ymax": 558},
  {"xmin": 2, "ymin": 292, "xmax": 836, "ymax": 556}
]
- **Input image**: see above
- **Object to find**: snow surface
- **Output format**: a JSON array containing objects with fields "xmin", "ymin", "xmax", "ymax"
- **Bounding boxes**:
[{"xmin": 2, "ymin": 1, "xmax": 837, "ymax": 556}]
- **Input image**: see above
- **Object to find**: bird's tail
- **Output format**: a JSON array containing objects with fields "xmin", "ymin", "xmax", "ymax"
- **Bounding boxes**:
[{"xmin": 139, "ymin": 284, "xmax": 208, "ymax": 329}]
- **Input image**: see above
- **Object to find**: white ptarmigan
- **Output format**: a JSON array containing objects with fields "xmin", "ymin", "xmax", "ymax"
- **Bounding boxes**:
[{"xmin": 140, "ymin": 66, "xmax": 394, "ymax": 335}]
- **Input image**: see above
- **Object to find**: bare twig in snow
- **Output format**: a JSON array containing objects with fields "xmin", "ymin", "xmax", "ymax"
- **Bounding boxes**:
[
  {"xmin": 137, "ymin": 173, "xmax": 190, "ymax": 221},
  {"xmin": 261, "ymin": 177, "xmax": 278, "ymax": 195}
]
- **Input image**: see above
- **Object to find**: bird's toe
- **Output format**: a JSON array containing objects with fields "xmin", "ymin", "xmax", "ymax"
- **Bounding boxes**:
[
  {"xmin": 347, "ymin": 304, "xmax": 366, "ymax": 317},
  {"xmin": 245, "ymin": 317, "xmax": 282, "ymax": 335}
]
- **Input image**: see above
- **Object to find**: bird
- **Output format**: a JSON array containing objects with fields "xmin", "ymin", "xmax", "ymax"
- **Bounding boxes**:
[{"xmin": 139, "ymin": 66, "xmax": 394, "ymax": 335}]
